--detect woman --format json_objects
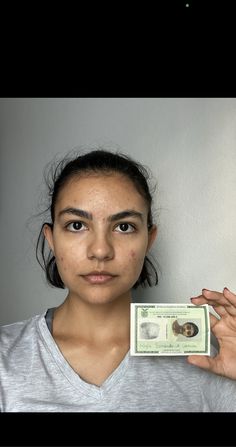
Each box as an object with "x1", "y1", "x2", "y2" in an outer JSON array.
[
  {"x1": 1, "y1": 149, "x2": 236, "y2": 412},
  {"x1": 172, "y1": 320, "x2": 199, "y2": 337}
]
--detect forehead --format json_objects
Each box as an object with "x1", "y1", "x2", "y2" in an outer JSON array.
[{"x1": 55, "y1": 173, "x2": 147, "y2": 213}]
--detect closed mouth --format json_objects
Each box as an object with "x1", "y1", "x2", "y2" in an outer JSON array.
[
  {"x1": 81, "y1": 271, "x2": 117, "y2": 284},
  {"x1": 85, "y1": 271, "x2": 116, "y2": 276}
]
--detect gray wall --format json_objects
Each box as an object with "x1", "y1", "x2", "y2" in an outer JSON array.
[{"x1": 1, "y1": 98, "x2": 236, "y2": 325}]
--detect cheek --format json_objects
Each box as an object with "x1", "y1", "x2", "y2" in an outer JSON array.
[
  {"x1": 55, "y1": 254, "x2": 68, "y2": 273},
  {"x1": 54, "y1": 244, "x2": 84, "y2": 273},
  {"x1": 129, "y1": 249, "x2": 136, "y2": 260},
  {"x1": 128, "y1": 249, "x2": 145, "y2": 268}
]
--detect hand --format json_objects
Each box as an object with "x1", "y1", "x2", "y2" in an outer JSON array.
[{"x1": 188, "y1": 287, "x2": 236, "y2": 380}]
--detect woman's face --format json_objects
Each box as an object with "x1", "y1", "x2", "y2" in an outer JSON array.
[
  {"x1": 44, "y1": 173, "x2": 157, "y2": 306},
  {"x1": 182, "y1": 323, "x2": 195, "y2": 337}
]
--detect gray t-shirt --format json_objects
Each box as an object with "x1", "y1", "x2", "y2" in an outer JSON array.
[{"x1": 1, "y1": 310, "x2": 236, "y2": 412}]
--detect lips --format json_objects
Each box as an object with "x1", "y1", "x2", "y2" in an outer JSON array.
[{"x1": 81, "y1": 271, "x2": 117, "y2": 284}]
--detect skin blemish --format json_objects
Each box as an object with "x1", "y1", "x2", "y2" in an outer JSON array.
[{"x1": 130, "y1": 250, "x2": 136, "y2": 260}]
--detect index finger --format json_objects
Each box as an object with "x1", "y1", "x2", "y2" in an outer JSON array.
[{"x1": 191, "y1": 288, "x2": 236, "y2": 317}]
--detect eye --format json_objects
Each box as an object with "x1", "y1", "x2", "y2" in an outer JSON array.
[
  {"x1": 115, "y1": 223, "x2": 136, "y2": 233},
  {"x1": 66, "y1": 221, "x2": 87, "y2": 232}
]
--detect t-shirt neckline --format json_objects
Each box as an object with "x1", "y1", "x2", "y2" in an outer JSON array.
[{"x1": 37, "y1": 310, "x2": 130, "y2": 399}]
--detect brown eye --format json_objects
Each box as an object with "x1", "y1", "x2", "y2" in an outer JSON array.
[
  {"x1": 115, "y1": 223, "x2": 135, "y2": 233},
  {"x1": 73, "y1": 222, "x2": 83, "y2": 230},
  {"x1": 66, "y1": 221, "x2": 86, "y2": 232},
  {"x1": 120, "y1": 223, "x2": 129, "y2": 232}
]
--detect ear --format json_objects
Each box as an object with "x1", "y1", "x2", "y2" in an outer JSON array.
[
  {"x1": 146, "y1": 224, "x2": 158, "y2": 252},
  {"x1": 43, "y1": 223, "x2": 55, "y2": 253}
]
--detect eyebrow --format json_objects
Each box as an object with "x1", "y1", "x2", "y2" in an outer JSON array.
[{"x1": 58, "y1": 207, "x2": 144, "y2": 222}]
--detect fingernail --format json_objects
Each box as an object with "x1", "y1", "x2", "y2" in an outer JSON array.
[{"x1": 224, "y1": 287, "x2": 229, "y2": 292}]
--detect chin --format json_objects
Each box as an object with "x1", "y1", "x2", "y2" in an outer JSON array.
[
  {"x1": 81, "y1": 290, "x2": 130, "y2": 306},
  {"x1": 84, "y1": 296, "x2": 119, "y2": 306}
]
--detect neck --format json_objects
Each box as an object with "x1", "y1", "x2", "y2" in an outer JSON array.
[{"x1": 53, "y1": 292, "x2": 131, "y2": 345}]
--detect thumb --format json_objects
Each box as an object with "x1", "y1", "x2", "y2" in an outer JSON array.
[{"x1": 187, "y1": 355, "x2": 215, "y2": 372}]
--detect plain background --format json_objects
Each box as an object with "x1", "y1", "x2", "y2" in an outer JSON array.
[{"x1": 0, "y1": 98, "x2": 236, "y2": 325}]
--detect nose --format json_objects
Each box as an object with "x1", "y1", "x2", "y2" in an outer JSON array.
[{"x1": 87, "y1": 231, "x2": 114, "y2": 261}]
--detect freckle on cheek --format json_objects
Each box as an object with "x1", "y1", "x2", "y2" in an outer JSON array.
[{"x1": 130, "y1": 250, "x2": 136, "y2": 260}]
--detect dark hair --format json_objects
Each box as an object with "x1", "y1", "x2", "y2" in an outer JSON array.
[
  {"x1": 184, "y1": 322, "x2": 199, "y2": 337},
  {"x1": 36, "y1": 149, "x2": 158, "y2": 289}
]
